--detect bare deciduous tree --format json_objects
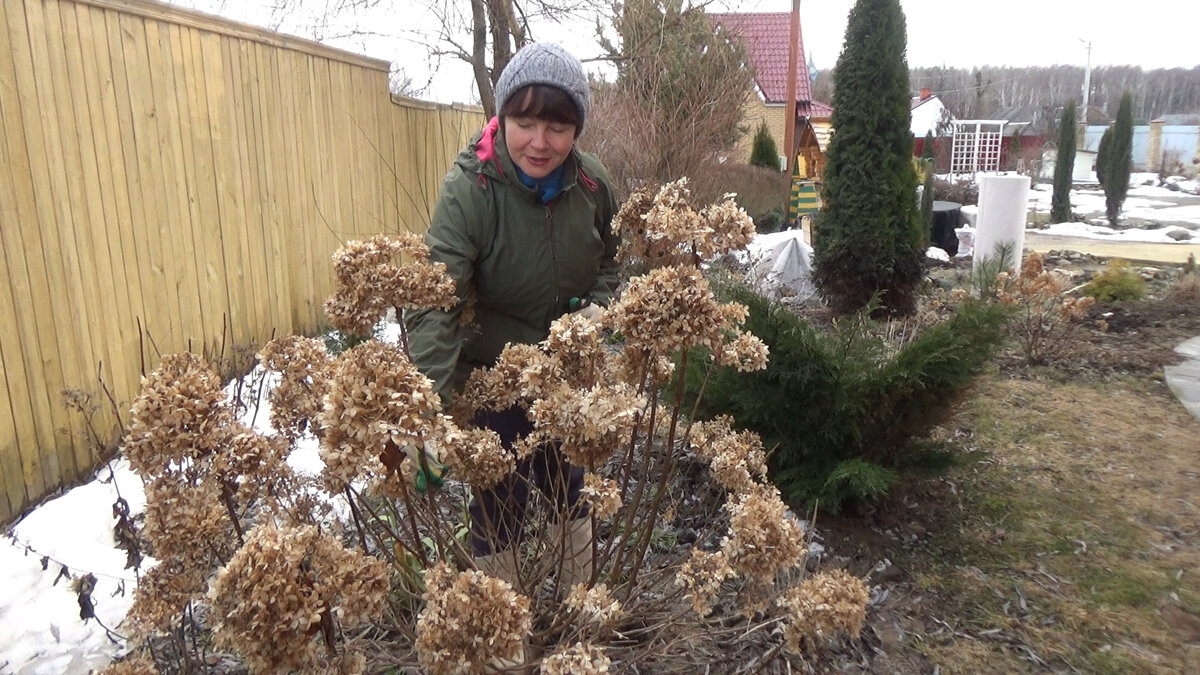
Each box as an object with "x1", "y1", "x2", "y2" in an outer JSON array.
[{"x1": 584, "y1": 0, "x2": 753, "y2": 197}]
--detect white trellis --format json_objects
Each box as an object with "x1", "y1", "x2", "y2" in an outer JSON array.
[{"x1": 951, "y1": 120, "x2": 1007, "y2": 176}]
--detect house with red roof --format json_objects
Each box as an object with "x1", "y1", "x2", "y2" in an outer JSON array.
[{"x1": 710, "y1": 12, "x2": 833, "y2": 178}]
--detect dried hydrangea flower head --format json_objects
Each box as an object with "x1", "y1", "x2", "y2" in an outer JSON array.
[
  {"x1": 721, "y1": 486, "x2": 807, "y2": 583},
  {"x1": 453, "y1": 342, "x2": 546, "y2": 421},
  {"x1": 580, "y1": 474, "x2": 622, "y2": 519},
  {"x1": 777, "y1": 569, "x2": 869, "y2": 653},
  {"x1": 541, "y1": 642, "x2": 611, "y2": 674},
  {"x1": 124, "y1": 561, "x2": 208, "y2": 638},
  {"x1": 318, "y1": 340, "x2": 441, "y2": 493},
  {"x1": 258, "y1": 336, "x2": 333, "y2": 441},
  {"x1": 435, "y1": 423, "x2": 513, "y2": 490},
  {"x1": 324, "y1": 234, "x2": 456, "y2": 337},
  {"x1": 210, "y1": 422, "x2": 293, "y2": 501},
  {"x1": 527, "y1": 382, "x2": 645, "y2": 469},
  {"x1": 207, "y1": 522, "x2": 388, "y2": 674},
  {"x1": 415, "y1": 563, "x2": 533, "y2": 674},
  {"x1": 613, "y1": 178, "x2": 754, "y2": 268},
  {"x1": 141, "y1": 474, "x2": 238, "y2": 567},
  {"x1": 606, "y1": 265, "x2": 767, "y2": 371},
  {"x1": 674, "y1": 548, "x2": 735, "y2": 617},
  {"x1": 543, "y1": 311, "x2": 608, "y2": 389},
  {"x1": 125, "y1": 352, "x2": 235, "y2": 476},
  {"x1": 688, "y1": 416, "x2": 769, "y2": 495},
  {"x1": 565, "y1": 582, "x2": 623, "y2": 630}
]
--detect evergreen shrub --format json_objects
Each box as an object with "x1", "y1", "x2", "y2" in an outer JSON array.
[
  {"x1": 684, "y1": 281, "x2": 1011, "y2": 510},
  {"x1": 1103, "y1": 93, "x2": 1134, "y2": 226},
  {"x1": 1084, "y1": 259, "x2": 1147, "y2": 302},
  {"x1": 749, "y1": 121, "x2": 781, "y2": 170},
  {"x1": 1050, "y1": 100, "x2": 1077, "y2": 223},
  {"x1": 810, "y1": 0, "x2": 925, "y2": 317}
]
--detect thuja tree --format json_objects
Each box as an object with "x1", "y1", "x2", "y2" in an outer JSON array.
[
  {"x1": 1050, "y1": 99, "x2": 1077, "y2": 223},
  {"x1": 1096, "y1": 125, "x2": 1112, "y2": 187},
  {"x1": 811, "y1": 0, "x2": 924, "y2": 317},
  {"x1": 1103, "y1": 92, "x2": 1134, "y2": 226},
  {"x1": 104, "y1": 183, "x2": 869, "y2": 674},
  {"x1": 750, "y1": 121, "x2": 781, "y2": 170}
]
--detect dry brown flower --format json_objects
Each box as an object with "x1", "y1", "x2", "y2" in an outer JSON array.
[
  {"x1": 141, "y1": 474, "x2": 237, "y2": 568},
  {"x1": 452, "y1": 343, "x2": 545, "y2": 419},
  {"x1": 324, "y1": 234, "x2": 456, "y2": 336},
  {"x1": 544, "y1": 310, "x2": 607, "y2": 388},
  {"x1": 415, "y1": 562, "x2": 533, "y2": 674},
  {"x1": 318, "y1": 340, "x2": 440, "y2": 493},
  {"x1": 258, "y1": 336, "x2": 332, "y2": 441},
  {"x1": 721, "y1": 487, "x2": 806, "y2": 583},
  {"x1": 124, "y1": 562, "x2": 208, "y2": 638},
  {"x1": 606, "y1": 265, "x2": 762, "y2": 372},
  {"x1": 778, "y1": 569, "x2": 869, "y2": 652},
  {"x1": 713, "y1": 331, "x2": 770, "y2": 372},
  {"x1": 541, "y1": 642, "x2": 611, "y2": 674},
  {"x1": 580, "y1": 474, "x2": 622, "y2": 519},
  {"x1": 564, "y1": 582, "x2": 622, "y2": 629},
  {"x1": 125, "y1": 352, "x2": 235, "y2": 476},
  {"x1": 675, "y1": 548, "x2": 735, "y2": 617},
  {"x1": 613, "y1": 179, "x2": 756, "y2": 268},
  {"x1": 527, "y1": 383, "x2": 645, "y2": 469},
  {"x1": 207, "y1": 522, "x2": 388, "y2": 673},
  {"x1": 688, "y1": 416, "x2": 769, "y2": 495},
  {"x1": 439, "y1": 424, "x2": 514, "y2": 490},
  {"x1": 698, "y1": 195, "x2": 756, "y2": 259}
]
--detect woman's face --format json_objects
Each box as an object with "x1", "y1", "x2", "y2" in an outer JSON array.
[{"x1": 503, "y1": 116, "x2": 576, "y2": 179}]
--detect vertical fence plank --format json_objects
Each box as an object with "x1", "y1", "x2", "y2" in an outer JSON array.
[
  {"x1": 253, "y1": 41, "x2": 295, "y2": 335},
  {"x1": 2, "y1": 0, "x2": 484, "y2": 523},
  {"x1": 0, "y1": 0, "x2": 35, "y2": 517},
  {"x1": 5, "y1": 0, "x2": 74, "y2": 487},
  {"x1": 51, "y1": 2, "x2": 128, "y2": 457}
]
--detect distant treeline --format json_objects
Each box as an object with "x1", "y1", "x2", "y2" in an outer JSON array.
[{"x1": 811, "y1": 65, "x2": 1200, "y2": 132}]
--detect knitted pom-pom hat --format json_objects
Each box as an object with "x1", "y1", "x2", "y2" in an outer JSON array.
[{"x1": 494, "y1": 42, "x2": 590, "y2": 133}]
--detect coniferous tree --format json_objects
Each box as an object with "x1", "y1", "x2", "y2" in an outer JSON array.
[
  {"x1": 811, "y1": 0, "x2": 923, "y2": 316},
  {"x1": 1104, "y1": 92, "x2": 1134, "y2": 226},
  {"x1": 1050, "y1": 100, "x2": 1077, "y2": 223},
  {"x1": 921, "y1": 130, "x2": 936, "y2": 162},
  {"x1": 1095, "y1": 126, "x2": 1112, "y2": 187},
  {"x1": 749, "y1": 121, "x2": 781, "y2": 170}
]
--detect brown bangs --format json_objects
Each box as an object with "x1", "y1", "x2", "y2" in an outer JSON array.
[{"x1": 500, "y1": 84, "x2": 580, "y2": 128}]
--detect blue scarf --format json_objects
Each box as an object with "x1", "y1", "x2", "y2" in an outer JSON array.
[{"x1": 516, "y1": 164, "x2": 565, "y2": 204}]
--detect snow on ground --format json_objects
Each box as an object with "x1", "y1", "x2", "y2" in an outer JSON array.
[
  {"x1": 1026, "y1": 172, "x2": 1200, "y2": 244},
  {"x1": 0, "y1": 325, "x2": 412, "y2": 674},
  {"x1": 1, "y1": 188, "x2": 1197, "y2": 674}
]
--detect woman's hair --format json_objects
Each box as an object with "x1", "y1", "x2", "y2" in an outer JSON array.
[{"x1": 499, "y1": 84, "x2": 582, "y2": 133}]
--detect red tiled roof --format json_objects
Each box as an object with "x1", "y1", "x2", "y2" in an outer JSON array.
[
  {"x1": 801, "y1": 100, "x2": 834, "y2": 117},
  {"x1": 710, "y1": 12, "x2": 812, "y2": 105}
]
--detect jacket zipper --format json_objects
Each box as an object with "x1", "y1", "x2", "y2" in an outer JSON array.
[{"x1": 547, "y1": 202, "x2": 559, "y2": 312}]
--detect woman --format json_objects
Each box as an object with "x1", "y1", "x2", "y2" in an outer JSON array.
[{"x1": 406, "y1": 42, "x2": 620, "y2": 589}]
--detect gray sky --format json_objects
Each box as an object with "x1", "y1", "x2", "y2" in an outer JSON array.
[{"x1": 177, "y1": 0, "x2": 1200, "y2": 105}]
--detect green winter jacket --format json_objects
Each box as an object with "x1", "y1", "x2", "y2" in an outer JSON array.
[{"x1": 407, "y1": 119, "x2": 620, "y2": 406}]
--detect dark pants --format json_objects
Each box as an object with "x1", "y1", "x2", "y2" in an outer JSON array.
[{"x1": 469, "y1": 406, "x2": 588, "y2": 556}]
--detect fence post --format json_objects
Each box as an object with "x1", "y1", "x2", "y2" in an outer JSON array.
[{"x1": 1147, "y1": 119, "x2": 1164, "y2": 172}]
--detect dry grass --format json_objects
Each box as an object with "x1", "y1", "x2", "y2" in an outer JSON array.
[{"x1": 830, "y1": 374, "x2": 1200, "y2": 673}]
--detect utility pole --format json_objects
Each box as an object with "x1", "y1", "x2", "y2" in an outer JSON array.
[
  {"x1": 1080, "y1": 39, "x2": 1092, "y2": 119},
  {"x1": 783, "y1": 0, "x2": 800, "y2": 176}
]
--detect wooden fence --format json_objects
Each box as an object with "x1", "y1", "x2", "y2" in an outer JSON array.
[{"x1": 0, "y1": 0, "x2": 485, "y2": 523}]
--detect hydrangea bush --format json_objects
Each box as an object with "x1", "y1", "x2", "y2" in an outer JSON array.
[{"x1": 105, "y1": 181, "x2": 868, "y2": 673}]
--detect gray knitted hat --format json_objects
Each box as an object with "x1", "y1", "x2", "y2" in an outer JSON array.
[{"x1": 494, "y1": 42, "x2": 590, "y2": 132}]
